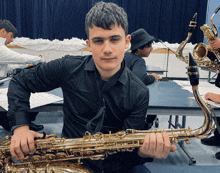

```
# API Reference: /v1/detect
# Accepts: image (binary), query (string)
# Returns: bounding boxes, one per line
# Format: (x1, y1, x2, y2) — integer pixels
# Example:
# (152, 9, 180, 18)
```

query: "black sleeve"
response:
(7, 57, 71, 128)
(131, 58, 155, 85)
(215, 73, 220, 88)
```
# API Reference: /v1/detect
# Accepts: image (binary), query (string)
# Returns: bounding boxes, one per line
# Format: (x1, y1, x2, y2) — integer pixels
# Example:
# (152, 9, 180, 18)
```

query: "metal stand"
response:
(168, 115, 196, 165)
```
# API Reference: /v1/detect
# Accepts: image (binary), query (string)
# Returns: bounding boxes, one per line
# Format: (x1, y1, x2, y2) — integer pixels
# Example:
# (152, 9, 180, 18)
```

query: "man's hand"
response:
(138, 131, 177, 159)
(205, 92, 220, 103)
(10, 126, 44, 160)
(209, 37, 220, 50)
(151, 73, 160, 81)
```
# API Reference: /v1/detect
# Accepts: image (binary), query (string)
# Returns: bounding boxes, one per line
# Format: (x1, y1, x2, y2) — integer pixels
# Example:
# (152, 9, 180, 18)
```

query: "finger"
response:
(10, 137, 19, 159)
(148, 133, 156, 157)
(13, 138, 25, 160)
(138, 134, 151, 158)
(162, 132, 171, 158)
(27, 134, 36, 154)
(33, 131, 46, 139)
(155, 133, 164, 158)
(20, 136, 30, 154)
(170, 145, 177, 152)
(141, 133, 150, 153)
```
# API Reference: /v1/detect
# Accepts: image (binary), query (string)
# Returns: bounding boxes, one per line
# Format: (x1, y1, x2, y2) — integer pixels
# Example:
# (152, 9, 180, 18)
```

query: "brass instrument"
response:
(0, 57, 217, 172)
(176, 13, 197, 62)
(176, 5, 220, 73)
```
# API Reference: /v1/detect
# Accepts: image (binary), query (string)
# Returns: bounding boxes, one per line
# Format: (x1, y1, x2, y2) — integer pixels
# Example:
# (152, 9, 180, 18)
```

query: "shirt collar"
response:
(85, 55, 96, 71)
(0, 37, 6, 45)
(84, 55, 127, 85)
(117, 60, 128, 85)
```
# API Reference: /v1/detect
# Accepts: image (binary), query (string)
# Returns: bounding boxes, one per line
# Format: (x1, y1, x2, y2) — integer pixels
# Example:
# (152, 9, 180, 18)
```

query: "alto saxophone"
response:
(0, 55, 217, 172)
(176, 5, 220, 73)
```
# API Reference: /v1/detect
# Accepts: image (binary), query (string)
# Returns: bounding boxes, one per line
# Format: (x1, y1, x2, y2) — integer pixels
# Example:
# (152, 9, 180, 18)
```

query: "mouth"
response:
(101, 57, 116, 61)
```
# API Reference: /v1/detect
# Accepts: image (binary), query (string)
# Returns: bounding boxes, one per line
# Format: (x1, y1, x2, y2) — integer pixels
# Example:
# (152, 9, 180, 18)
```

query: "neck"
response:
(99, 70, 117, 81)
(97, 65, 121, 81)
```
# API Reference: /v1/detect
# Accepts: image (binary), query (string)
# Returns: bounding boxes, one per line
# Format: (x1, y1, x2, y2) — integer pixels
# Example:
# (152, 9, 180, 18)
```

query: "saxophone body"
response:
(176, 5, 220, 73)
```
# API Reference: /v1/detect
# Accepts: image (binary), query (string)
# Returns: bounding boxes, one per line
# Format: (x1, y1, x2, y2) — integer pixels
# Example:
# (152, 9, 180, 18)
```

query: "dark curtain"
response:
(0, 0, 208, 43)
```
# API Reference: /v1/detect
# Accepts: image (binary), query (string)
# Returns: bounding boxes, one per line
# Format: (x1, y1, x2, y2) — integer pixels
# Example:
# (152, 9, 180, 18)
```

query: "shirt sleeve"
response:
(0, 44, 44, 65)
(131, 58, 155, 85)
(215, 73, 220, 88)
(7, 57, 69, 129)
(122, 79, 152, 166)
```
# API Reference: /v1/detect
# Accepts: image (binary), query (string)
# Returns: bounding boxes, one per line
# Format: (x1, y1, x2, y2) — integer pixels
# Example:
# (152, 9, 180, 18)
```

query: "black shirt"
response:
(7, 55, 153, 172)
(124, 52, 155, 85)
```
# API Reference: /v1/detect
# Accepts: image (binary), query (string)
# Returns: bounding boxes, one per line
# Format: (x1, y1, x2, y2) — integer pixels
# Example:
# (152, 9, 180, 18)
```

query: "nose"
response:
(103, 40, 113, 55)
(10, 38, 14, 43)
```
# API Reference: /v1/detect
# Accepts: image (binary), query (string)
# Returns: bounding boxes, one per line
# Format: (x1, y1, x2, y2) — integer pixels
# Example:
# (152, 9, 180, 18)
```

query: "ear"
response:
(0, 28, 6, 37)
(125, 34, 131, 49)
(86, 39, 92, 52)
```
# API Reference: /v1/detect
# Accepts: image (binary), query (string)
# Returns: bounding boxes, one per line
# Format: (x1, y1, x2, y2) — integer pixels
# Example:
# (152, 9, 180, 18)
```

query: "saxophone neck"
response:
(176, 13, 197, 60)
(210, 5, 220, 36)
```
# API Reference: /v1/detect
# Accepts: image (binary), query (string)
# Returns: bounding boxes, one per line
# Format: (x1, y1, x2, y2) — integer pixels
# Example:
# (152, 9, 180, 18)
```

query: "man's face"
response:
(137, 46, 153, 57)
(0, 29, 14, 45)
(86, 25, 130, 80)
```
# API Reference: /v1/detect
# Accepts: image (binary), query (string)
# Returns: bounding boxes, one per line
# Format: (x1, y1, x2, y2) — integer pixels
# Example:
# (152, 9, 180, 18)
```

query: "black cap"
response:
(130, 28, 155, 51)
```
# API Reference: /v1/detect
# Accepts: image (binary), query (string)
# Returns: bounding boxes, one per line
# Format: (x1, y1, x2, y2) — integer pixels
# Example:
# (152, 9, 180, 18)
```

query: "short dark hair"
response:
(85, 1, 128, 38)
(0, 19, 18, 38)
(131, 40, 153, 53)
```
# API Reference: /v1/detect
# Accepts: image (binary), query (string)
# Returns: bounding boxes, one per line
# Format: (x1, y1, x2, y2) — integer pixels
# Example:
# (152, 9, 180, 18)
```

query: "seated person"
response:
(0, 19, 45, 131)
(201, 36, 220, 160)
(201, 74, 220, 160)
(124, 28, 160, 129)
(6, 2, 176, 173)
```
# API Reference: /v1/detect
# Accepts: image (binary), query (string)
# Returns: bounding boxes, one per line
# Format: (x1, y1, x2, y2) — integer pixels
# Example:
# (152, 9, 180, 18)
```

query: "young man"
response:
(7, 2, 176, 172)
(201, 36, 220, 160)
(0, 19, 45, 131)
(124, 28, 160, 129)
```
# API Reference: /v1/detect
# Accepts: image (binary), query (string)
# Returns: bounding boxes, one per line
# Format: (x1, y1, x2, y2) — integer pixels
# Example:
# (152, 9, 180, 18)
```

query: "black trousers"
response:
(214, 117, 220, 140)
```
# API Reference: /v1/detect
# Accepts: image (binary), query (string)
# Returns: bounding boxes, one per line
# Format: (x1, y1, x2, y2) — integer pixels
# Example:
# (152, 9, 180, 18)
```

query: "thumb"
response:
(170, 145, 177, 152)
(31, 131, 48, 139)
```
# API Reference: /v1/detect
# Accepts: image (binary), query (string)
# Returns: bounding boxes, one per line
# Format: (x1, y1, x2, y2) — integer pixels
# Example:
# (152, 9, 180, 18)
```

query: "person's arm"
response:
(0, 44, 44, 65)
(122, 85, 176, 164)
(131, 58, 157, 85)
(204, 92, 220, 103)
(7, 56, 70, 160)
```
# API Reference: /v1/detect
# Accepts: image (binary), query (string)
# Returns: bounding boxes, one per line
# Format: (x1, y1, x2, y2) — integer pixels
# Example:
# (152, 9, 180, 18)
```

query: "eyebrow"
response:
(91, 35, 122, 41)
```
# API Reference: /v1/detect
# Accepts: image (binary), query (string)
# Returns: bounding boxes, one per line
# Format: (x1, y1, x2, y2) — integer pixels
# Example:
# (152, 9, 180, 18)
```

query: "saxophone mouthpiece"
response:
(192, 13, 197, 22)
(188, 13, 197, 32)
(214, 4, 220, 14)
(187, 53, 199, 86)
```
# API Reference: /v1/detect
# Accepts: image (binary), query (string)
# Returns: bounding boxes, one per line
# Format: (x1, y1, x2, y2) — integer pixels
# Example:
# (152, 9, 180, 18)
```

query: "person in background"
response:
(6, 2, 176, 173)
(201, 36, 220, 160)
(124, 28, 160, 130)
(0, 19, 45, 132)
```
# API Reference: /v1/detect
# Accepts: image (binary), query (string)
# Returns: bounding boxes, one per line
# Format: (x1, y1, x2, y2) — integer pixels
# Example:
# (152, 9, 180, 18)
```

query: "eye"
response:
(110, 37, 121, 43)
(93, 39, 103, 44)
